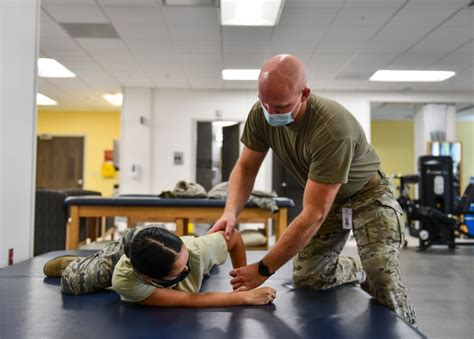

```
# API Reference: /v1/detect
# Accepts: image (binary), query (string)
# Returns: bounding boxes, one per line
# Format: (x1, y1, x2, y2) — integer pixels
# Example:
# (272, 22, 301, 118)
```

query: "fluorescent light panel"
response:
(221, 0, 284, 26)
(38, 58, 75, 78)
(222, 69, 260, 80)
(103, 93, 123, 106)
(37, 93, 57, 106)
(370, 70, 455, 82)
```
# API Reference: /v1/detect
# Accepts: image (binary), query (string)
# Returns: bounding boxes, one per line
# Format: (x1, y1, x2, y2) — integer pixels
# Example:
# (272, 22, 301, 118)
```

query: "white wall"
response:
(151, 89, 261, 192)
(121, 88, 372, 194)
(121, 88, 473, 195)
(0, 0, 39, 267)
(120, 87, 153, 194)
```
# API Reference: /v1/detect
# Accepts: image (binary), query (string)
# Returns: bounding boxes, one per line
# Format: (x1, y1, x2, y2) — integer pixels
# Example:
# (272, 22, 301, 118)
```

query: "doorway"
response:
(196, 121, 241, 191)
(36, 135, 84, 189)
(272, 155, 303, 223)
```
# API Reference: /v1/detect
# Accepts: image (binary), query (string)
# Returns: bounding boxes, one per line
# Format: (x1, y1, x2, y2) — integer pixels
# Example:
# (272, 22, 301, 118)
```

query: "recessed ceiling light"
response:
(222, 69, 260, 80)
(220, 0, 284, 26)
(37, 58, 75, 78)
(37, 93, 57, 106)
(103, 93, 123, 106)
(369, 70, 455, 82)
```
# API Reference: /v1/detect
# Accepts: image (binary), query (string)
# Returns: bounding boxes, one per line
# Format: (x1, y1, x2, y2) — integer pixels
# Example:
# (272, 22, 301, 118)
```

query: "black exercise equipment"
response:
(396, 156, 474, 251)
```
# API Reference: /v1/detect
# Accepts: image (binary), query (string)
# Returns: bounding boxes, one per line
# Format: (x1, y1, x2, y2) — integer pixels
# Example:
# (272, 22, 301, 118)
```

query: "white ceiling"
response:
(38, 0, 474, 110)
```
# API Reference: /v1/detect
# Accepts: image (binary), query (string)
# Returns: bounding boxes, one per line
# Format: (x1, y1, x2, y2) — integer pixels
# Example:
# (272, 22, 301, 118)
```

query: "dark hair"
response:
(127, 226, 183, 280)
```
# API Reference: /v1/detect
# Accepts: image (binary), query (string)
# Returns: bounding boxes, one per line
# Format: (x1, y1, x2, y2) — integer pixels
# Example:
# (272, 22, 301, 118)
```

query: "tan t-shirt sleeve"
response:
(112, 254, 156, 303)
(175, 233, 228, 293)
(308, 137, 356, 184)
(240, 105, 270, 153)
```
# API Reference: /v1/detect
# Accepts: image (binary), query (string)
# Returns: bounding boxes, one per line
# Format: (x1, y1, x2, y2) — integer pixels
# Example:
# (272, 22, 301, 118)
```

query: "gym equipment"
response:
(396, 156, 474, 251)
(0, 250, 425, 338)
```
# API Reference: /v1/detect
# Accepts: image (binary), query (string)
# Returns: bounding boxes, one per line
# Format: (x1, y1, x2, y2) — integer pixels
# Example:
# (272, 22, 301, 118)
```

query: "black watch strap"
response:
(258, 260, 274, 277)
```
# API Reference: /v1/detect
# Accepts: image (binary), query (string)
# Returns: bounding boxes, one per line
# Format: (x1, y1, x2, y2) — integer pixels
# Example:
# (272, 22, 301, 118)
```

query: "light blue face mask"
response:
(261, 95, 302, 127)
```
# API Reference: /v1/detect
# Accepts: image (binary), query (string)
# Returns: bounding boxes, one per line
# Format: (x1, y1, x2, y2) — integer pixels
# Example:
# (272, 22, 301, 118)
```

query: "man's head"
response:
(258, 54, 311, 124)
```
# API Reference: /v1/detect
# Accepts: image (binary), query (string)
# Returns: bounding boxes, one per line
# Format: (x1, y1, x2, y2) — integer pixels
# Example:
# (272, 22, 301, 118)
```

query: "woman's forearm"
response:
(140, 290, 248, 308)
(226, 231, 247, 268)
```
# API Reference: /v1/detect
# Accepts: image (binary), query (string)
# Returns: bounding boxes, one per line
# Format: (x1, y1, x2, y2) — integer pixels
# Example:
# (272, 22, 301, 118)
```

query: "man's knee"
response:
(293, 267, 339, 290)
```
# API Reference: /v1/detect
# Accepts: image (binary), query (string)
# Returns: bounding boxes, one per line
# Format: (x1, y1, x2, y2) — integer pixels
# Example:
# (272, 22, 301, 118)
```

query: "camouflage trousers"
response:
(293, 171, 416, 325)
(61, 229, 135, 295)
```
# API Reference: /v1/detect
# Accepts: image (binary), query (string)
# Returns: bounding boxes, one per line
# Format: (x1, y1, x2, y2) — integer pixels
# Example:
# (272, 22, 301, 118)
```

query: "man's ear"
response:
(302, 87, 311, 101)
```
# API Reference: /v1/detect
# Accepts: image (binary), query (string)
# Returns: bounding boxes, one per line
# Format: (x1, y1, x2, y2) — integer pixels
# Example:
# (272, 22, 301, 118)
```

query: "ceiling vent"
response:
(60, 23, 120, 39)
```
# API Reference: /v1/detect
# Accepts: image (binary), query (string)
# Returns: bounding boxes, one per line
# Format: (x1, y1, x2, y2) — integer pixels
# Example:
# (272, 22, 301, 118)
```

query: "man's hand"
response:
(208, 213, 237, 240)
(229, 262, 268, 290)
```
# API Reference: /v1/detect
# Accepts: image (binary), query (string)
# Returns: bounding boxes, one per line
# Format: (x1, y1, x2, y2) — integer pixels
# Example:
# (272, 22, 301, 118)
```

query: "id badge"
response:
(342, 208, 352, 230)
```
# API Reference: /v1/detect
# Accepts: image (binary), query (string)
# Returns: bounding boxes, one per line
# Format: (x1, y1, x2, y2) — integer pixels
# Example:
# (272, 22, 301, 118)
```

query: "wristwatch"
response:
(258, 260, 274, 277)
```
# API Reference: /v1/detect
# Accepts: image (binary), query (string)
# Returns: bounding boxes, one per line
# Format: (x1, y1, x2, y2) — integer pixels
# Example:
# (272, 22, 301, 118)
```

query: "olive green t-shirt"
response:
(241, 93, 380, 201)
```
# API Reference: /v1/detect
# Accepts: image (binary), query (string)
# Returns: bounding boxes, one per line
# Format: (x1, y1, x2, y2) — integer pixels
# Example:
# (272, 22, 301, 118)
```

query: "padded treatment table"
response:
(0, 251, 426, 339)
(64, 196, 295, 250)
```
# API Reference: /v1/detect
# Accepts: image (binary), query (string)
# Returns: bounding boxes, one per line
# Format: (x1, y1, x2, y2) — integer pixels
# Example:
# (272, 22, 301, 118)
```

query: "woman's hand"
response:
(243, 287, 276, 305)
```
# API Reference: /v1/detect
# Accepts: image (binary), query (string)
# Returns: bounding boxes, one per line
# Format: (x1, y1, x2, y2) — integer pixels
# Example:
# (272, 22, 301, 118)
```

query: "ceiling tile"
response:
(188, 79, 224, 89)
(91, 52, 137, 64)
(113, 23, 169, 40)
(223, 40, 271, 54)
(42, 0, 97, 5)
(149, 71, 188, 87)
(174, 40, 221, 54)
(342, 0, 406, 10)
(278, 8, 339, 26)
(162, 7, 219, 25)
(76, 38, 130, 53)
(40, 21, 70, 38)
(40, 36, 82, 52)
(103, 6, 165, 24)
(433, 40, 474, 68)
(272, 25, 326, 43)
(222, 27, 274, 42)
(51, 49, 93, 62)
(284, 0, 344, 9)
(332, 8, 400, 27)
(223, 53, 267, 68)
(98, 0, 158, 6)
(169, 25, 220, 41)
(403, 0, 469, 10)
(43, 5, 109, 23)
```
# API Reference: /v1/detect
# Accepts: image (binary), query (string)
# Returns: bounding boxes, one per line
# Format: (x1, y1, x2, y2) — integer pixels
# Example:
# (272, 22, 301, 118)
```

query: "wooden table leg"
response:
(88, 217, 98, 242)
(101, 217, 107, 239)
(275, 208, 288, 241)
(175, 218, 184, 236)
(66, 206, 80, 250)
(183, 218, 189, 235)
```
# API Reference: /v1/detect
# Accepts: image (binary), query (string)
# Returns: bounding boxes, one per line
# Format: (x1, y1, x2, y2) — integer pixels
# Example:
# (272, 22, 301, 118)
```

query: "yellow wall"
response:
(37, 110, 120, 196)
(456, 121, 474, 191)
(371, 120, 415, 197)
(372, 120, 474, 195)
(371, 120, 415, 177)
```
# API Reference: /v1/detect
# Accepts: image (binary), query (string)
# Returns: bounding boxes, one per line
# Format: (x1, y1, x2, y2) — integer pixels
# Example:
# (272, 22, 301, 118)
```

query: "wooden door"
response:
(36, 135, 84, 189)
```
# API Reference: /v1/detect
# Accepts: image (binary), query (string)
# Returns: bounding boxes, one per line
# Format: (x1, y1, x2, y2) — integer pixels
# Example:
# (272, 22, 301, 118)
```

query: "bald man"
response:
(208, 54, 416, 325)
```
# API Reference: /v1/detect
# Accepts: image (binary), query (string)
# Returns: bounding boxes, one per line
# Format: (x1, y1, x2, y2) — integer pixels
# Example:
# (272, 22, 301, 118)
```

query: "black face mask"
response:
(152, 259, 191, 288)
